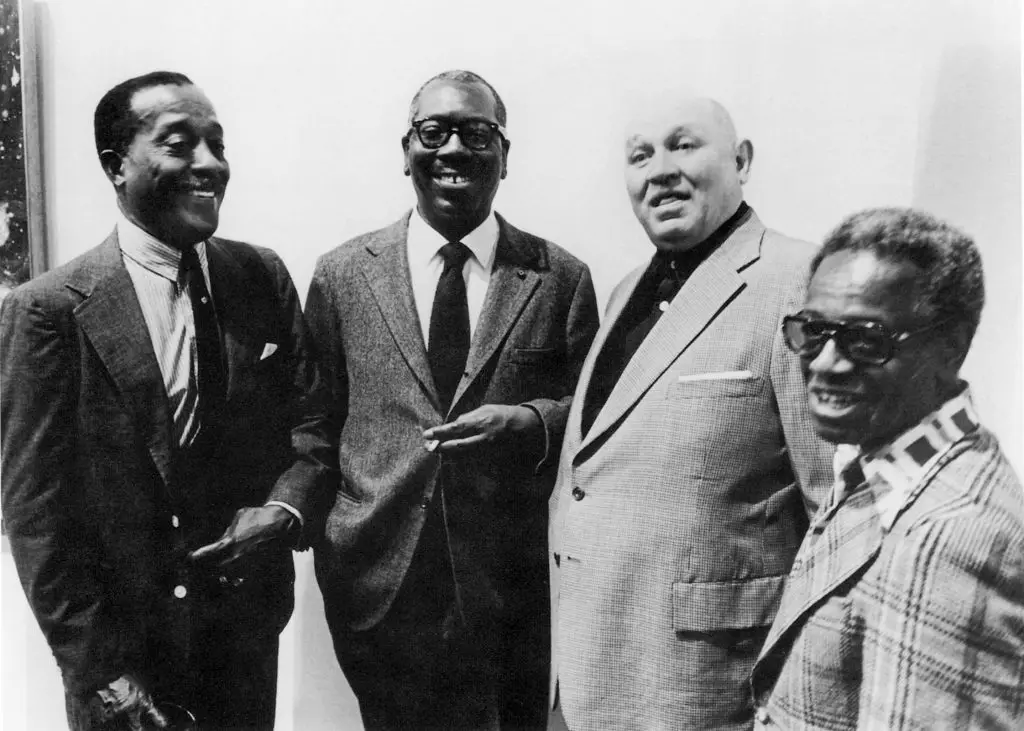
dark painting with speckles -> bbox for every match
[0,0,32,295]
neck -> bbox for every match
[419,206,489,242]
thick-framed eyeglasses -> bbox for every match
[781,313,950,367]
[409,118,507,151]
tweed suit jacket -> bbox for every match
[0,232,316,696]
[549,210,834,731]
[751,426,1024,730]
[275,211,599,632]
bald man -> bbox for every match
[549,97,833,730]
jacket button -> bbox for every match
[572,487,585,501]
[173,585,187,599]
[420,497,430,510]
[171,514,180,528]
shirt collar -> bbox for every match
[833,385,980,529]
[408,208,499,271]
[117,212,207,285]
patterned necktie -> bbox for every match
[180,246,224,432]
[428,242,472,411]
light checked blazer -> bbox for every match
[549,209,834,731]
[751,425,1024,730]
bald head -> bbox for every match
[624,96,753,252]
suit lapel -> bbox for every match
[578,215,765,454]
[68,233,173,486]
[758,488,884,663]
[361,215,437,403]
[451,216,541,411]
[566,263,645,452]
[205,239,260,398]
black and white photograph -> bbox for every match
[1,1,1020,729]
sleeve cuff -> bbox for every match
[521,403,551,475]
[265,500,304,526]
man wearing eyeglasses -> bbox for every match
[750,208,1024,729]
[549,96,834,730]
[277,69,598,730]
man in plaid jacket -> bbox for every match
[751,207,1024,729]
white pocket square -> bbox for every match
[260,343,279,360]
[677,369,754,383]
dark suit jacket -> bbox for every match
[273,211,599,632]
[0,232,316,696]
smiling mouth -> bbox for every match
[650,191,690,208]
[809,387,866,418]
[432,172,472,185]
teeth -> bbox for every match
[188,190,215,198]
[817,391,857,408]
[437,174,468,184]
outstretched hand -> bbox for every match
[423,404,543,457]
[187,505,295,568]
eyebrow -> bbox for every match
[156,118,224,137]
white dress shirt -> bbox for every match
[406,208,498,346]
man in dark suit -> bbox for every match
[549,96,833,730]
[274,69,599,730]
[1,71,315,730]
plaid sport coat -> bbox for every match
[550,210,834,730]
[751,426,1024,730]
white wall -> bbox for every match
[2,1,1020,729]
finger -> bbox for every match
[187,537,231,562]
[435,433,490,454]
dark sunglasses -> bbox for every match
[409,118,507,151]
[781,313,950,366]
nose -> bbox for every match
[436,129,470,157]
[647,147,681,184]
[192,139,226,172]
[807,337,856,376]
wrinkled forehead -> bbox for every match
[624,97,736,145]
[130,83,218,129]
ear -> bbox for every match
[735,139,754,185]
[99,149,126,187]
[401,134,411,176]
[499,138,510,179]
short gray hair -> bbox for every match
[811,207,985,349]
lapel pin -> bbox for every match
[517,269,526,279]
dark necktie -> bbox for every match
[428,242,472,411]
[180,246,225,430]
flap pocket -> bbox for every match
[510,347,558,365]
[672,574,787,631]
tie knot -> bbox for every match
[439,242,471,272]
[840,460,866,490]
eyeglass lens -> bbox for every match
[417,120,495,150]
[785,318,893,365]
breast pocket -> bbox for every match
[668,371,763,399]
[506,347,563,399]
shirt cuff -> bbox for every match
[265,500,304,526]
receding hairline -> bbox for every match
[624,96,740,147]
[407,72,505,126]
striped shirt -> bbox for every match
[117,214,214,448]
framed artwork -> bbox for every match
[1,0,45,296]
